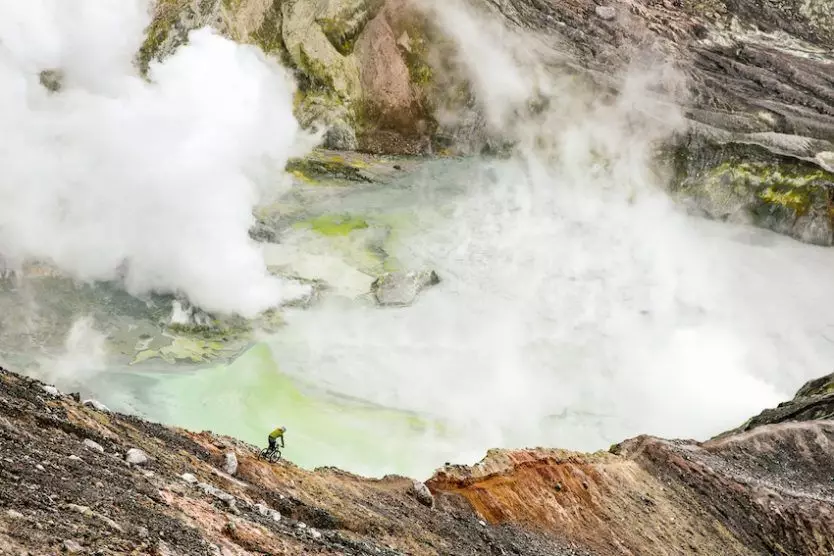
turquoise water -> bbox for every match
[7,156,834,479]
[95,342,458,478]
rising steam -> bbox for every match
[0,0,312,317]
[3,0,833,479]
[263,0,834,473]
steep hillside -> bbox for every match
[1,365,832,555]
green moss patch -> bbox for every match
[285,156,372,183]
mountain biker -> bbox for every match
[268,426,286,453]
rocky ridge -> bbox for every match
[1,365,832,555]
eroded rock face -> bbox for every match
[669,138,834,245]
[139,0,434,155]
[136,0,834,244]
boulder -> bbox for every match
[371,270,440,306]
[224,452,239,476]
[411,480,434,508]
[83,439,104,453]
[594,6,616,20]
[125,448,149,465]
[41,385,60,397]
[82,399,110,412]
[63,540,83,554]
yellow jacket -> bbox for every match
[268,427,285,440]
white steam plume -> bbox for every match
[263,0,834,474]
[0,0,312,317]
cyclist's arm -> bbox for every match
[280,436,285,448]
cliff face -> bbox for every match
[1,365,832,555]
[134,0,834,245]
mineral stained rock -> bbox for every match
[1,365,833,555]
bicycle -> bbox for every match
[259,446,282,463]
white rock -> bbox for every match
[198,482,217,496]
[411,480,434,508]
[181,473,198,484]
[41,385,60,397]
[223,452,238,476]
[479,520,486,527]
[63,540,83,554]
[595,5,616,20]
[83,439,104,453]
[125,448,149,465]
[35,464,45,471]
[68,455,82,462]
[297,522,307,529]
[254,503,270,517]
[82,399,110,412]
[310,528,322,539]
[6,509,23,519]
[271,510,281,522]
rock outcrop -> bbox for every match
[133,0,834,244]
[139,0,440,154]
[1,365,832,555]
[717,371,834,437]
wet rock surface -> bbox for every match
[371,269,440,306]
[1,364,833,555]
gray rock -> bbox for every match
[310,528,322,539]
[198,482,217,496]
[68,455,82,462]
[82,399,110,412]
[6,509,23,519]
[371,270,440,307]
[594,5,616,20]
[125,448,149,465]
[41,385,60,397]
[62,540,83,553]
[198,482,238,512]
[83,439,104,453]
[39,69,63,93]
[181,473,198,484]
[411,480,434,508]
[254,503,270,517]
[323,119,358,151]
[223,452,238,476]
